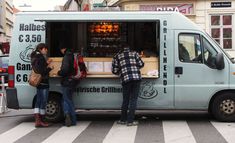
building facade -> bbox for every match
[0,0,13,43]
[113,0,235,57]
[64,0,91,11]
[0,0,4,41]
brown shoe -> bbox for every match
[40,115,48,122]
[34,114,42,127]
[40,121,49,127]
[41,115,50,126]
[34,114,49,128]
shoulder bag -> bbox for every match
[28,69,42,87]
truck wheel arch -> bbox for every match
[32,91,63,122]
[209,90,235,121]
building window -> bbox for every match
[210,15,233,49]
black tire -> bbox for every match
[212,93,235,122]
[45,95,63,122]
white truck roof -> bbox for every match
[15,11,201,31]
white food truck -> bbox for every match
[6,11,235,122]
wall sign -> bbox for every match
[140,4,194,15]
[211,2,231,8]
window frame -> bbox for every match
[178,33,221,69]
[201,36,218,69]
[178,33,203,64]
[210,14,233,50]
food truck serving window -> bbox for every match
[46,21,160,78]
[46,21,159,58]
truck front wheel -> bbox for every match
[212,93,235,122]
[45,96,63,122]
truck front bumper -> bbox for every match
[6,87,19,109]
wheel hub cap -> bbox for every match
[220,99,235,115]
[46,101,57,115]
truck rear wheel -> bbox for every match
[212,93,235,122]
[45,96,63,122]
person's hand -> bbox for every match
[48,65,54,70]
[47,58,53,64]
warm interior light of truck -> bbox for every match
[89,22,119,34]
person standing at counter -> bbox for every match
[31,43,53,127]
[112,43,144,126]
[57,46,77,127]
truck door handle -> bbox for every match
[175,67,183,75]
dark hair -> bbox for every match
[59,42,67,50]
[59,46,67,50]
[36,43,47,51]
[31,43,47,59]
[122,43,130,49]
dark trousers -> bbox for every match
[62,86,77,125]
[34,88,49,115]
[120,80,141,123]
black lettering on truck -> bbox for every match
[19,24,45,31]
[162,20,168,94]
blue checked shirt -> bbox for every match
[112,48,144,83]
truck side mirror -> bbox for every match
[216,53,225,70]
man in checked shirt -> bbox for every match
[112,43,144,126]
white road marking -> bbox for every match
[1,120,235,143]
[103,121,138,143]
[42,121,90,143]
[163,121,196,143]
[0,122,35,143]
[211,121,235,143]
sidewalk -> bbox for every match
[0,109,32,118]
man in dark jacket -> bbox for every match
[57,46,76,127]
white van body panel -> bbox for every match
[8,11,234,111]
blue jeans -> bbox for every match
[34,88,49,115]
[120,80,141,123]
[62,86,76,125]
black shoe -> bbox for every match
[117,120,126,125]
[127,121,138,126]
[65,114,72,127]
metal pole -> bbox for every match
[0,76,3,113]
[0,75,7,113]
